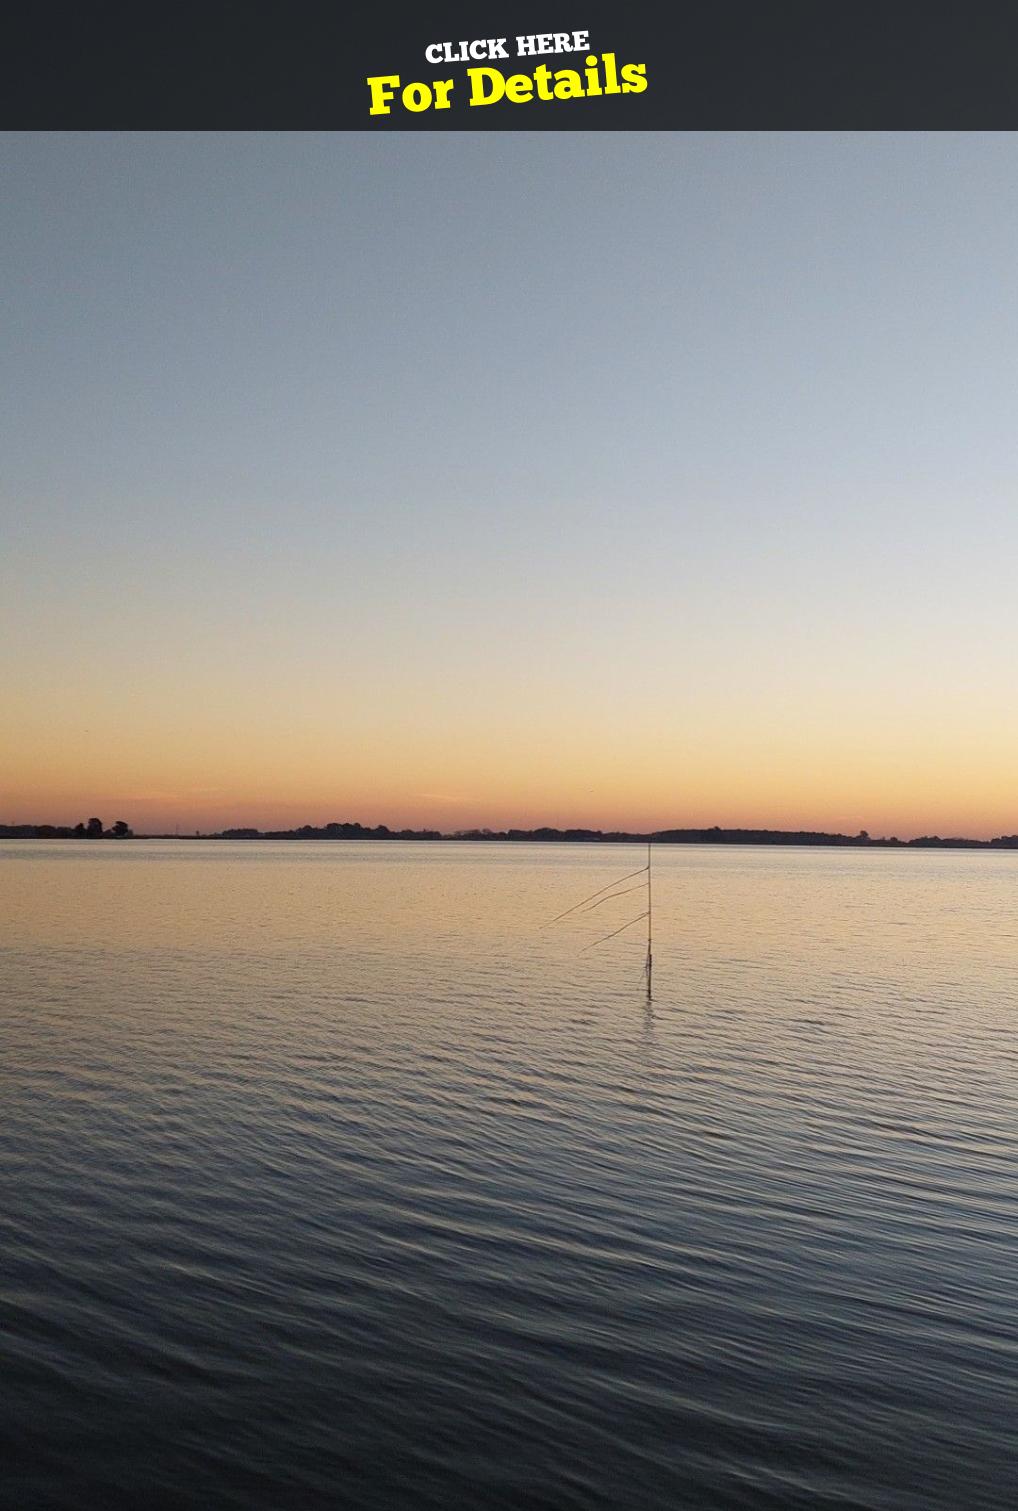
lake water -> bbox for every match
[2,840,1017,1509]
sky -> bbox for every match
[3,132,1017,838]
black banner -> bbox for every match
[4,3,1018,129]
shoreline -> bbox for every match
[4,827,1018,851]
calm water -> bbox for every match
[2,840,1017,1510]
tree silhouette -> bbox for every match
[111,820,131,838]
[86,817,103,837]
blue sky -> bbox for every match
[3,133,1017,834]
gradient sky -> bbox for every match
[3,132,1018,837]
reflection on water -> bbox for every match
[2,841,1017,1509]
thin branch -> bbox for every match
[582,880,649,912]
[542,865,648,927]
[580,910,650,952]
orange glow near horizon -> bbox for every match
[4,696,1018,838]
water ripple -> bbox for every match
[3,841,1018,1510]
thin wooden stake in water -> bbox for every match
[646,841,653,1002]
[546,848,656,999]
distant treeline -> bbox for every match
[446,826,1018,848]
[217,822,444,841]
[5,819,1018,849]
[206,822,1018,848]
[1,818,132,839]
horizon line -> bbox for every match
[4,819,1018,850]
